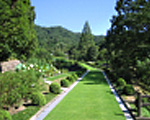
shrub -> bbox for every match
[60,79,69,87]
[49,83,61,94]
[124,84,135,95]
[76,71,83,77]
[117,78,126,88]
[0,110,12,120]
[66,76,75,83]
[72,73,78,80]
[30,92,46,106]
[7,90,22,106]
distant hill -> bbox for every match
[34,25,105,52]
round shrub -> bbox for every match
[72,73,78,80]
[0,110,12,120]
[30,92,46,106]
[60,79,69,87]
[124,84,135,95]
[66,76,75,83]
[49,82,61,94]
[76,71,83,77]
[117,78,126,88]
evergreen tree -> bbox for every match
[78,21,95,61]
[86,45,98,61]
[0,0,38,61]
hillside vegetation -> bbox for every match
[34,25,105,53]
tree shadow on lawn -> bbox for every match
[82,71,108,85]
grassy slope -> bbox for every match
[44,71,125,120]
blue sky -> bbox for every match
[30,0,117,35]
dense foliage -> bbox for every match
[106,0,150,83]
[49,82,61,94]
[0,70,42,108]
[0,0,38,61]
[69,21,99,61]
[30,92,46,106]
[0,110,12,120]
[35,24,105,61]
[60,79,69,87]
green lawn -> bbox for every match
[78,62,98,71]
[44,71,126,120]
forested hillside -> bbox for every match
[34,25,105,53]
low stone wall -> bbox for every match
[0,60,21,73]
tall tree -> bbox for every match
[106,0,150,82]
[0,0,38,61]
[78,21,95,61]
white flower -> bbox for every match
[22,64,26,67]
[30,64,34,68]
[39,69,42,72]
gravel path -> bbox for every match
[102,72,134,120]
[30,71,89,120]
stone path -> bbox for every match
[30,71,89,120]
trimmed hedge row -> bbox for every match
[49,73,79,94]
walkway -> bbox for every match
[30,71,89,120]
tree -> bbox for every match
[0,0,38,61]
[78,21,95,61]
[86,45,98,61]
[106,0,150,82]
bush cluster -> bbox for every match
[49,83,61,94]
[0,110,12,120]
[66,76,75,83]
[72,73,78,80]
[30,92,46,106]
[124,84,135,95]
[0,70,41,108]
[60,79,69,87]
[117,78,126,88]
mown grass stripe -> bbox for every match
[44,71,126,120]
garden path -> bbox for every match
[30,71,89,120]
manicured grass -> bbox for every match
[44,71,126,120]
[47,72,74,81]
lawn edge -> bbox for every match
[102,71,134,120]
[30,70,90,120]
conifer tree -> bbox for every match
[78,21,96,61]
